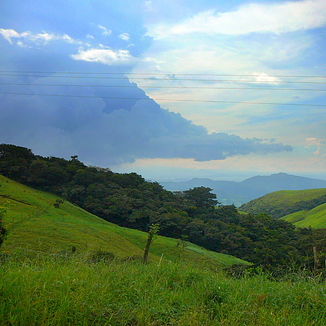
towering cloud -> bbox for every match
[0,71,292,167]
[1,0,305,172]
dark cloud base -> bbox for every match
[0,75,292,167]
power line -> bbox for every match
[0,70,326,78]
[1,71,324,107]
[1,73,326,84]
[1,91,325,107]
[1,82,325,92]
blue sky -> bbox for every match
[0,0,325,181]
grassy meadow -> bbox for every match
[282,203,326,228]
[242,187,326,229]
[1,254,326,326]
[240,188,326,219]
[2,175,326,325]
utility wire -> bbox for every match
[0,70,326,78]
[1,82,325,92]
[1,73,326,84]
[1,71,324,107]
[1,91,325,107]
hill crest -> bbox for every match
[239,188,326,219]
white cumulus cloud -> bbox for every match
[306,138,326,154]
[305,138,326,165]
[0,28,23,44]
[98,25,112,36]
[0,28,84,46]
[71,48,135,65]
[254,73,281,84]
[147,0,326,38]
[119,33,130,41]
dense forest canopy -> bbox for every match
[1,143,326,270]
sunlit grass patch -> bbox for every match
[0,174,247,269]
[1,255,326,326]
[283,203,326,228]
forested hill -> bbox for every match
[0,174,248,268]
[1,143,326,270]
[239,188,326,219]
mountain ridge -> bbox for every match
[160,173,326,206]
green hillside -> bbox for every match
[239,188,326,219]
[282,203,326,228]
[0,175,247,268]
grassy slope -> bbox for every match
[2,257,326,326]
[282,203,326,228]
[0,175,247,268]
[239,188,326,219]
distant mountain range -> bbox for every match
[160,173,326,206]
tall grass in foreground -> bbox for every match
[1,253,326,326]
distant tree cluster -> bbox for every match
[1,143,325,270]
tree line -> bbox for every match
[1,143,326,270]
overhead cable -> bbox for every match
[0,73,326,84]
[0,70,326,78]
[0,82,325,92]
[1,91,325,107]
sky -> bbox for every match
[0,0,325,181]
